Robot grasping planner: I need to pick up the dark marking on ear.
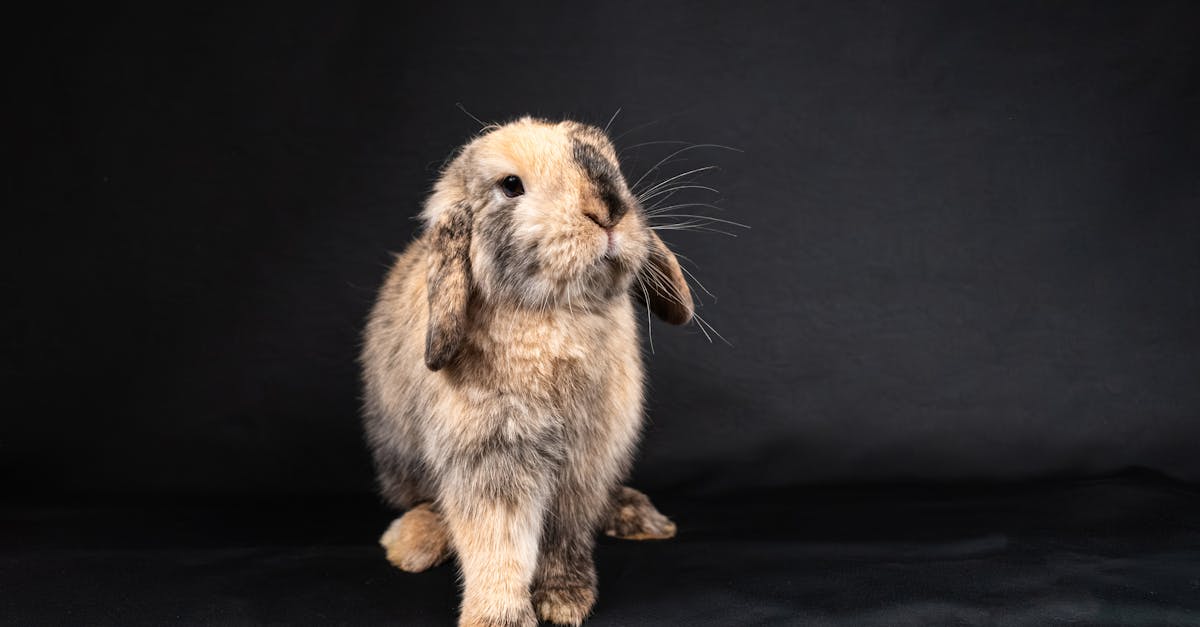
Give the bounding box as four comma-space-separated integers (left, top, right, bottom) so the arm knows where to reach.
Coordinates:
572, 140, 628, 226
425, 202, 474, 370
434, 205, 472, 241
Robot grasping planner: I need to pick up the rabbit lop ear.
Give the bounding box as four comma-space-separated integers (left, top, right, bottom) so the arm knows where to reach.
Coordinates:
636, 231, 694, 325
423, 193, 474, 371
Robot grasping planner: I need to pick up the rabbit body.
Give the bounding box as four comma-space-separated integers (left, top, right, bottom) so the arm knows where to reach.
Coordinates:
361, 118, 691, 626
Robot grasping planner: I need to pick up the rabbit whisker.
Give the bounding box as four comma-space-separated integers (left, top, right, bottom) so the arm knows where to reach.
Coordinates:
677, 262, 717, 302
454, 102, 489, 130
647, 214, 749, 229
611, 118, 664, 144
620, 139, 694, 154
644, 202, 730, 216
639, 184, 721, 203
629, 143, 742, 191
650, 224, 740, 237
633, 273, 655, 354
604, 107, 622, 134
635, 165, 719, 197
645, 264, 726, 345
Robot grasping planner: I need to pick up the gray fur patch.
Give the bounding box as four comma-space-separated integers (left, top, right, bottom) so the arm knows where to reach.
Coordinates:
571, 139, 628, 226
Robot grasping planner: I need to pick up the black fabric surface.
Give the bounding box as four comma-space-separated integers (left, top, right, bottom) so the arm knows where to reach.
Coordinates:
5, 474, 1199, 626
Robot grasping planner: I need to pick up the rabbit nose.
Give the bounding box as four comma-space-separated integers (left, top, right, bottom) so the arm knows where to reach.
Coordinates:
585, 212, 613, 231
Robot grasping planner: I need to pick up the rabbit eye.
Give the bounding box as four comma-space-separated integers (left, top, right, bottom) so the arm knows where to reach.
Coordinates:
499, 175, 525, 198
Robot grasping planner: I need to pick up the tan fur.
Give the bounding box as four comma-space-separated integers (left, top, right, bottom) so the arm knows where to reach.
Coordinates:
380, 503, 451, 572
361, 118, 691, 626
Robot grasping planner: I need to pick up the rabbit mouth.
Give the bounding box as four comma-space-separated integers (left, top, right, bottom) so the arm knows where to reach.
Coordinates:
600, 229, 624, 261
593, 232, 633, 271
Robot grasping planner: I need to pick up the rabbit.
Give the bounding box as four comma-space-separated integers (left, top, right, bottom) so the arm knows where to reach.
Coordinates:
360, 117, 692, 627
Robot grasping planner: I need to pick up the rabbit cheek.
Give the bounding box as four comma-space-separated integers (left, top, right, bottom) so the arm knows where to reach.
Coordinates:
476, 207, 540, 298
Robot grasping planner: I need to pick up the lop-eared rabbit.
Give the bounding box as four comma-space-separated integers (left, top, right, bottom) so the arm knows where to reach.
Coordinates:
362, 118, 689, 626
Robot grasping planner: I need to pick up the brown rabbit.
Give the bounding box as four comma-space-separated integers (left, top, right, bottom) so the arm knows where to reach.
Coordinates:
361, 117, 690, 626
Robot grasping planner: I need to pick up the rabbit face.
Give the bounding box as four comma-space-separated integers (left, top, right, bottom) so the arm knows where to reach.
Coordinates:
440, 118, 650, 309
420, 117, 693, 370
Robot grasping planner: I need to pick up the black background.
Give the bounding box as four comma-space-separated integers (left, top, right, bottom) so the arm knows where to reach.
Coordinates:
7, 3, 1200, 625
7, 1, 1200, 498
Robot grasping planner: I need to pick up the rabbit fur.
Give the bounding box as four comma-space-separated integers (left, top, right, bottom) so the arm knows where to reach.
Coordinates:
360, 117, 691, 627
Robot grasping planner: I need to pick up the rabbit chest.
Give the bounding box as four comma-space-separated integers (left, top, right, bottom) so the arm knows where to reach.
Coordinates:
437, 299, 645, 455
469, 302, 638, 401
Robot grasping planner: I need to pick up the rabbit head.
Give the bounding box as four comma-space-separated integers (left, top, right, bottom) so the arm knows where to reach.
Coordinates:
420, 117, 692, 370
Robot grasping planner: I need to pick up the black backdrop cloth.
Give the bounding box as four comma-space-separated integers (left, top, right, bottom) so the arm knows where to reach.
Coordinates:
5, 2, 1200, 625
4, 476, 1200, 625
